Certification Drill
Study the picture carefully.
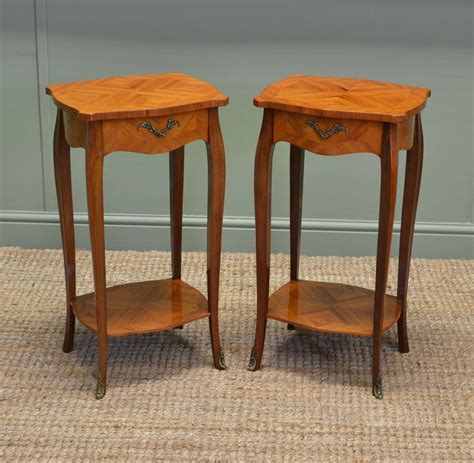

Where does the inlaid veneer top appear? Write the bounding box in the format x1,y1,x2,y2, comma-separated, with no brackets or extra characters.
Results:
254,75,431,122
46,73,229,121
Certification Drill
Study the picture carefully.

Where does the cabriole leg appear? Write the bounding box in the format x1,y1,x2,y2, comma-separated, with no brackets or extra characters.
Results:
397,114,423,353
170,146,185,330
288,144,305,330
53,109,76,353
249,109,275,371
372,123,398,399
85,122,108,399
206,109,226,370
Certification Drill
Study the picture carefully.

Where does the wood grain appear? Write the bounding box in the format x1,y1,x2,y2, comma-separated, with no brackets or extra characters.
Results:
63,111,86,148
70,279,209,336
396,115,415,151
267,280,401,336
250,108,275,371
274,110,383,155
102,109,208,155
255,75,430,123
170,147,185,280
372,123,398,397
397,114,423,353
47,73,228,121
53,109,76,353
48,74,228,397
289,144,304,281
206,108,226,370
85,120,108,395
251,76,428,397
61,109,209,155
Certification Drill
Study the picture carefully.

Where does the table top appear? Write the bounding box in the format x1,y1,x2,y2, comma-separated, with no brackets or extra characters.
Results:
254,75,431,123
46,73,228,121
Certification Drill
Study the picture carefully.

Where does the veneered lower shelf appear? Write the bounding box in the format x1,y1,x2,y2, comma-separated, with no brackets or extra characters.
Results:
268,280,401,336
70,279,209,336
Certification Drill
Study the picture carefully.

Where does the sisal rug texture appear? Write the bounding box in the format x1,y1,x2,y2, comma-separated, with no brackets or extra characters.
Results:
0,247,472,461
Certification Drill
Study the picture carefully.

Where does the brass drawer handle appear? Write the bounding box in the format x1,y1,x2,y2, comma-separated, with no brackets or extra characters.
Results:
138,119,180,137
305,120,349,140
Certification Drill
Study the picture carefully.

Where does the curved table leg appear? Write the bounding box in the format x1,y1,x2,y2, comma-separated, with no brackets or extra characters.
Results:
206,108,226,370
249,109,275,371
372,123,398,399
85,121,108,399
53,109,77,353
170,146,185,329
397,114,423,353
288,144,305,330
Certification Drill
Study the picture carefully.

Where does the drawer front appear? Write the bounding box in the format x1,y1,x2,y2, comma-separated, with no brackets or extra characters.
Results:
274,110,383,156
102,109,208,155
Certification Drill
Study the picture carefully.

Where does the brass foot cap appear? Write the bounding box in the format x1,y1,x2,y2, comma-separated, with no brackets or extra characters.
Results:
218,351,227,370
373,378,383,400
247,351,257,371
96,380,106,400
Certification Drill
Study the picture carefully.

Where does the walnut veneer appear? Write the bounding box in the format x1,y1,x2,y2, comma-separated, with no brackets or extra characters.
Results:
268,281,401,337
48,73,228,399
70,280,209,336
47,73,228,121
249,75,430,399
255,74,430,122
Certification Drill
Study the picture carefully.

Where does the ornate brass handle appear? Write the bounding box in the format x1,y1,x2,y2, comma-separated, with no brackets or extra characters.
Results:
138,119,180,137
305,120,349,140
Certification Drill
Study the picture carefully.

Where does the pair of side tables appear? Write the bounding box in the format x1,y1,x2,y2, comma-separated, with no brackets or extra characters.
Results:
46,73,430,399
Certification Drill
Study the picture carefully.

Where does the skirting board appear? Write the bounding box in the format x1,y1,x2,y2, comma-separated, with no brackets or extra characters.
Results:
0,211,473,259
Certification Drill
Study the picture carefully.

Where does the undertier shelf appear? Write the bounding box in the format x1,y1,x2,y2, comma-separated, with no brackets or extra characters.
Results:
268,280,401,336
70,279,209,336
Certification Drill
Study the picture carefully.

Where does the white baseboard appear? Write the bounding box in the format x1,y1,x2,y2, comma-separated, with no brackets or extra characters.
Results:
1,210,473,258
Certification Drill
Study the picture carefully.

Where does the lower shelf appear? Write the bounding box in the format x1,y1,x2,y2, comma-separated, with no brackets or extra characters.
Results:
268,280,401,336
70,279,209,337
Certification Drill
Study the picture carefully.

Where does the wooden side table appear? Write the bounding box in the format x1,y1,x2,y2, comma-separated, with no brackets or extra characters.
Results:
46,73,229,398
248,75,430,398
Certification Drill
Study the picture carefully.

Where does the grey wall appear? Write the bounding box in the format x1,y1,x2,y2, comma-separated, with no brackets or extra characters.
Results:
1,0,473,258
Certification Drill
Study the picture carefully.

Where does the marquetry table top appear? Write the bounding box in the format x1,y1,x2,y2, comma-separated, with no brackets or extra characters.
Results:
254,75,431,123
46,73,229,121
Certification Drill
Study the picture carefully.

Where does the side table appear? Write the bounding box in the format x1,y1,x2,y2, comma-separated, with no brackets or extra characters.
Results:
248,75,430,398
47,73,229,398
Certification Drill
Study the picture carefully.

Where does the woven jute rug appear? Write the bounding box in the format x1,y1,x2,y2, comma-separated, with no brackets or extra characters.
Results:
0,247,472,461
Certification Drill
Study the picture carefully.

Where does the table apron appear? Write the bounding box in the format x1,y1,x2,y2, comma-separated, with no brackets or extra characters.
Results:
273,110,414,156
63,109,209,155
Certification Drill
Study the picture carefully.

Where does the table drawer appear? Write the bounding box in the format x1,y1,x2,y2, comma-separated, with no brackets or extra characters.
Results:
102,109,208,155
274,110,383,156
274,110,415,156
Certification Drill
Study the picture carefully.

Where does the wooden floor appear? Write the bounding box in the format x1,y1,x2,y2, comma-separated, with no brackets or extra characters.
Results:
268,280,401,336
70,279,209,336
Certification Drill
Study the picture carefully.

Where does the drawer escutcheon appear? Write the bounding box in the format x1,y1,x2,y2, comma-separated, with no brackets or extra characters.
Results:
305,120,349,140
138,119,180,137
